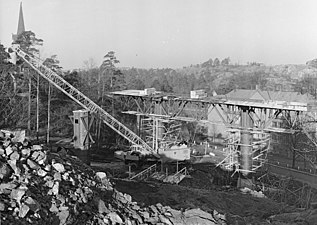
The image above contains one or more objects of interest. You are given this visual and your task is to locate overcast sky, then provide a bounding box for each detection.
[1,0,317,70]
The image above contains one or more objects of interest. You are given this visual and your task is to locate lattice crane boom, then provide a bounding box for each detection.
[13,46,155,155]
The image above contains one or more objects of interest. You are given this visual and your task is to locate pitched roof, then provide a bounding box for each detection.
[226,89,266,101]
[262,91,313,103]
[226,89,313,103]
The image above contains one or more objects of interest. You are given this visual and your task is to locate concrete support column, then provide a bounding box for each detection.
[154,102,163,150]
[240,108,253,175]
[136,114,141,137]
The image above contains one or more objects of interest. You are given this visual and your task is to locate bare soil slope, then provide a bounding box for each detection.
[113,178,296,224]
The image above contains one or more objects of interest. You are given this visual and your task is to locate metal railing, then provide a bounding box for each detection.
[130,164,157,180]
[164,167,188,184]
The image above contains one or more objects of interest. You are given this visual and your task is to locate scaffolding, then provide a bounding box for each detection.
[218,129,270,175]
[218,129,240,171]
[141,117,182,151]
[160,121,182,147]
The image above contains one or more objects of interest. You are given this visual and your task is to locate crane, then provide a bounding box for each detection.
[11,45,156,156]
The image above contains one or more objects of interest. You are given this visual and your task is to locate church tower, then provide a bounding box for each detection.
[12,2,25,42]
[10,2,26,64]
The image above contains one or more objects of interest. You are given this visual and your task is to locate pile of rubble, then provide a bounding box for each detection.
[0,131,226,225]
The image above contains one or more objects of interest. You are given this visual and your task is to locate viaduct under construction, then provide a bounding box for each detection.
[7,3,317,183]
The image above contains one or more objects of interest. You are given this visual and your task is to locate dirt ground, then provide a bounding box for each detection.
[66,145,316,224]
[110,163,300,225]
[113,180,291,224]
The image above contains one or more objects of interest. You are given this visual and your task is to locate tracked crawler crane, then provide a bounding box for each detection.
[11,45,156,156]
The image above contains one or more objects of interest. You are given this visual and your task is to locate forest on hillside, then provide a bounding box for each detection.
[2,30,317,147]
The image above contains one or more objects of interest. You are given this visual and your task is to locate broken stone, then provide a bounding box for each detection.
[78,188,88,203]
[54,172,62,181]
[156,203,163,211]
[45,179,54,188]
[56,195,66,206]
[24,197,40,212]
[131,204,140,211]
[52,163,65,173]
[131,212,143,224]
[5,146,13,156]
[0,162,13,179]
[124,193,132,203]
[32,145,42,151]
[31,151,40,160]
[8,159,20,175]
[21,148,31,158]
[11,201,17,208]
[44,164,51,172]
[37,169,47,177]
[83,187,93,199]
[0,202,5,211]
[22,164,29,173]
[98,199,109,214]
[103,217,110,224]
[27,159,40,170]
[113,191,128,204]
[19,203,30,218]
[49,202,59,213]
[107,212,123,224]
[3,139,11,147]
[140,211,150,219]
[0,131,4,139]
[146,216,159,224]
[96,172,107,180]
[53,182,60,195]
[184,208,218,224]
[59,206,69,211]
[10,187,27,203]
[213,209,226,224]
[69,192,77,201]
[9,151,20,161]
[32,151,47,165]
[159,215,173,225]
[164,211,173,218]
[69,176,76,186]
[125,219,133,225]
[0,147,5,156]
[0,133,227,225]
[62,172,69,181]
[149,205,159,216]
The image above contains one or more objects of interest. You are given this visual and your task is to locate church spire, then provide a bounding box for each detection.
[12,2,25,41]
[17,2,25,36]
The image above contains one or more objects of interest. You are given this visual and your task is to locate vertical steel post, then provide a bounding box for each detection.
[47,83,51,144]
[36,74,39,141]
[176,161,179,172]
[28,70,31,133]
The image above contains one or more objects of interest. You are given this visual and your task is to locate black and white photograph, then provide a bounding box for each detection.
[1,0,317,224]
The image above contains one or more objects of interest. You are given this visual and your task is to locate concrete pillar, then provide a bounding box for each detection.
[136,114,141,137]
[240,108,253,175]
[154,102,163,151]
